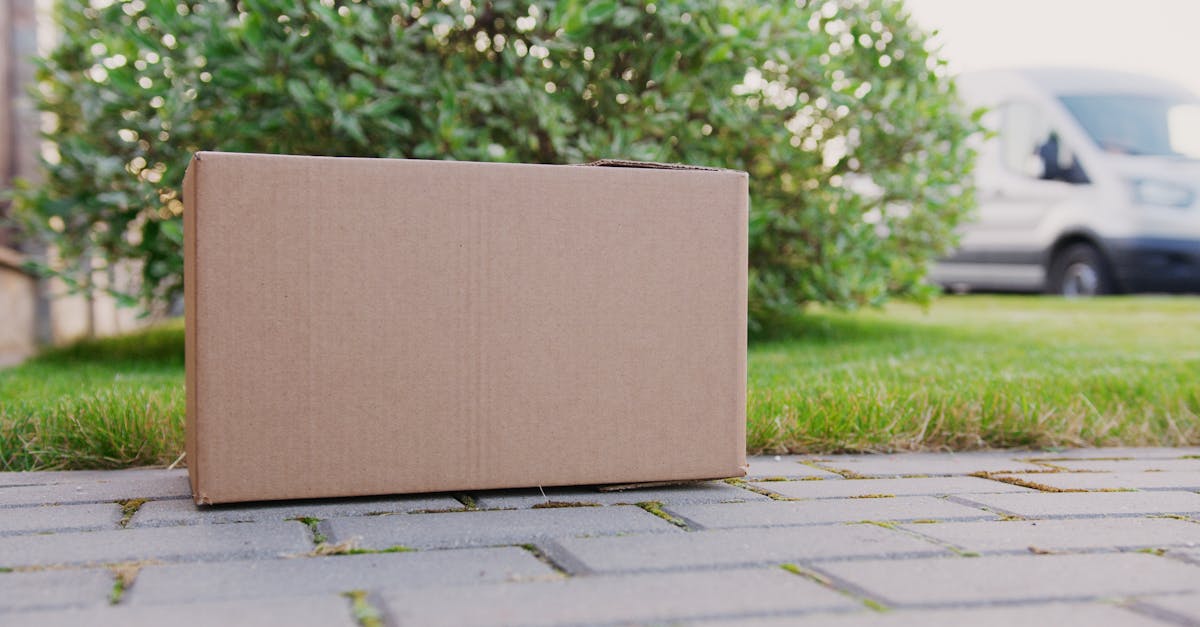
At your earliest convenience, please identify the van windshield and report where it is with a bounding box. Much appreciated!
[1060,94,1200,159]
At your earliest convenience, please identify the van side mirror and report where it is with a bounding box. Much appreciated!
[1060,154,1090,184]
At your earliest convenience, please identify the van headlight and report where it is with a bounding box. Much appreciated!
[1131,179,1195,208]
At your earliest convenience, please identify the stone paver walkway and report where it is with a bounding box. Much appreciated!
[2,448,1200,626]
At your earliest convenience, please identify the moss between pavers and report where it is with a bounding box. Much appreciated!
[723,478,800,501]
[634,502,688,529]
[531,501,601,509]
[108,579,125,605]
[107,561,149,605]
[286,515,415,556]
[298,539,417,558]
[779,563,889,612]
[343,590,384,627]
[970,471,1086,493]
[855,520,981,557]
[108,570,130,604]
[289,516,328,544]
[801,462,869,479]
[115,498,149,528]
[337,546,415,556]
[1149,514,1199,523]
[990,480,1136,493]
[779,562,828,583]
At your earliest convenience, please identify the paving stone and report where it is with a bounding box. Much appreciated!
[11,596,358,627]
[0,520,311,568]
[130,494,463,527]
[542,523,948,574]
[745,456,841,479]
[0,569,113,613]
[0,502,122,536]
[1140,594,1200,624]
[470,481,769,510]
[960,491,1200,518]
[753,476,1033,499]
[129,547,554,605]
[664,497,995,529]
[0,470,190,507]
[812,453,1045,477]
[817,553,1200,606]
[900,517,1200,554]
[323,505,678,550]
[1038,458,1200,473]
[6,456,1200,622]
[0,469,166,488]
[379,567,858,626]
[705,603,1165,626]
[1023,447,1200,460]
[994,471,1200,492]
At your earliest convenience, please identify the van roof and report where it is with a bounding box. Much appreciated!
[963,67,1194,100]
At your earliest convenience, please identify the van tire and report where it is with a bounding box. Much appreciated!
[1047,243,1115,296]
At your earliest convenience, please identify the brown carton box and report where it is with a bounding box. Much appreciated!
[184,152,747,504]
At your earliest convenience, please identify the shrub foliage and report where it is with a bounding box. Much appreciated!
[14,0,979,330]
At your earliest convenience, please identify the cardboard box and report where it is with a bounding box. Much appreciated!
[184,152,747,504]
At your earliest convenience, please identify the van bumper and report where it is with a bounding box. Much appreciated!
[1105,237,1200,293]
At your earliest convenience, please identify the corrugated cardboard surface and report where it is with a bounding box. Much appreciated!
[185,152,747,504]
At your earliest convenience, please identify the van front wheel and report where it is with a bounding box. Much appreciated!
[1048,244,1115,297]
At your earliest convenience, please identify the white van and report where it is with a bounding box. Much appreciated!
[931,68,1200,295]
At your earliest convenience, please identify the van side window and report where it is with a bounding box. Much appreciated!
[999,101,1089,184]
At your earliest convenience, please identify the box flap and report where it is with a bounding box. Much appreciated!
[582,158,731,172]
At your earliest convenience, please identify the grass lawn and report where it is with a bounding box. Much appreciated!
[749,296,1200,453]
[1,296,1198,470]
[0,323,184,471]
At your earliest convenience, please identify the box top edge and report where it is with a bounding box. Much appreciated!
[189,151,747,177]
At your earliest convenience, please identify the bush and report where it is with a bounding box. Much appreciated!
[13,0,979,331]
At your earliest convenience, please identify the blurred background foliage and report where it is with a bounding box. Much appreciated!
[12,0,981,333]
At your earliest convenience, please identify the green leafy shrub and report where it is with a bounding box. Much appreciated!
[13,0,979,331]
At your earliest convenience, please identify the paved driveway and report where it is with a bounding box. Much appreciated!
[2,448,1199,626]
